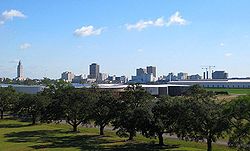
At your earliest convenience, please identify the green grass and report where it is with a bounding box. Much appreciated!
[0,119,236,151]
[206,88,250,95]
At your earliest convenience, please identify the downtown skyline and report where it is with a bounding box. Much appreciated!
[1,0,250,79]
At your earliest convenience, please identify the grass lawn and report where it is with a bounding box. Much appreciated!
[206,88,250,95]
[0,119,236,151]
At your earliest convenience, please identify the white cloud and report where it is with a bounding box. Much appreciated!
[20,43,31,49]
[225,53,232,57]
[126,20,153,31]
[126,17,166,31]
[2,9,26,20]
[166,11,188,26]
[74,25,103,37]
[154,17,165,27]
[0,9,26,25]
[126,12,188,31]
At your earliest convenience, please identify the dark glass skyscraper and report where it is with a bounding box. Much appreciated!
[89,63,100,79]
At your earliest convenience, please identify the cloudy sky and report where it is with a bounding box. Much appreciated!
[0,0,250,79]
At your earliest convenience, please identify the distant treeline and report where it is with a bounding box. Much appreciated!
[0,82,249,151]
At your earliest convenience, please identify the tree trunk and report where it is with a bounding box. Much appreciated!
[158,132,164,146]
[128,130,136,140]
[32,115,36,125]
[100,125,105,135]
[0,110,3,119]
[72,124,78,132]
[207,137,212,151]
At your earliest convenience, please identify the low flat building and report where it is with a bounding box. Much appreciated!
[73,83,190,96]
[169,79,250,89]
[0,84,45,94]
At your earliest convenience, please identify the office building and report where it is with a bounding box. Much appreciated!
[212,71,228,79]
[88,63,100,79]
[131,66,157,83]
[72,75,83,83]
[99,73,108,81]
[136,68,146,76]
[177,72,188,80]
[61,71,75,82]
[188,74,202,80]
[146,66,156,77]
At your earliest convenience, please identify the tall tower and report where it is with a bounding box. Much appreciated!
[88,63,100,79]
[17,61,25,80]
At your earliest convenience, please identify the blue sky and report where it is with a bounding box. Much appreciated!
[0,0,250,79]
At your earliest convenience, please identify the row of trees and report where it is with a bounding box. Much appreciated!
[0,83,249,151]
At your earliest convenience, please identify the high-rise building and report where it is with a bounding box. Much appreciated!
[212,71,228,79]
[177,72,188,80]
[88,63,100,79]
[146,66,156,77]
[166,73,177,81]
[61,71,75,82]
[136,68,146,76]
[16,61,25,80]
[131,66,157,83]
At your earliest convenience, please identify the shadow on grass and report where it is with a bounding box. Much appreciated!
[0,123,32,128]
[5,129,180,150]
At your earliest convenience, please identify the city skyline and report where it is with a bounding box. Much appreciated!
[1,0,250,79]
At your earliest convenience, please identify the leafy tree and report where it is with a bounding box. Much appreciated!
[63,88,96,132]
[140,96,184,146]
[179,85,230,151]
[113,84,153,140]
[40,81,72,123]
[44,84,96,132]
[0,87,18,119]
[15,93,50,125]
[91,90,119,135]
[226,95,250,151]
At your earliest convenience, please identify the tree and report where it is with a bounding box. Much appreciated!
[63,88,96,132]
[91,90,119,135]
[179,85,230,151]
[16,93,50,125]
[0,87,18,119]
[44,84,96,132]
[113,84,153,140]
[226,95,250,151]
[140,96,184,146]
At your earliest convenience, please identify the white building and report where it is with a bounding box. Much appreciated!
[169,79,250,89]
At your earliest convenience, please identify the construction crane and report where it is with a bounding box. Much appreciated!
[202,65,215,79]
